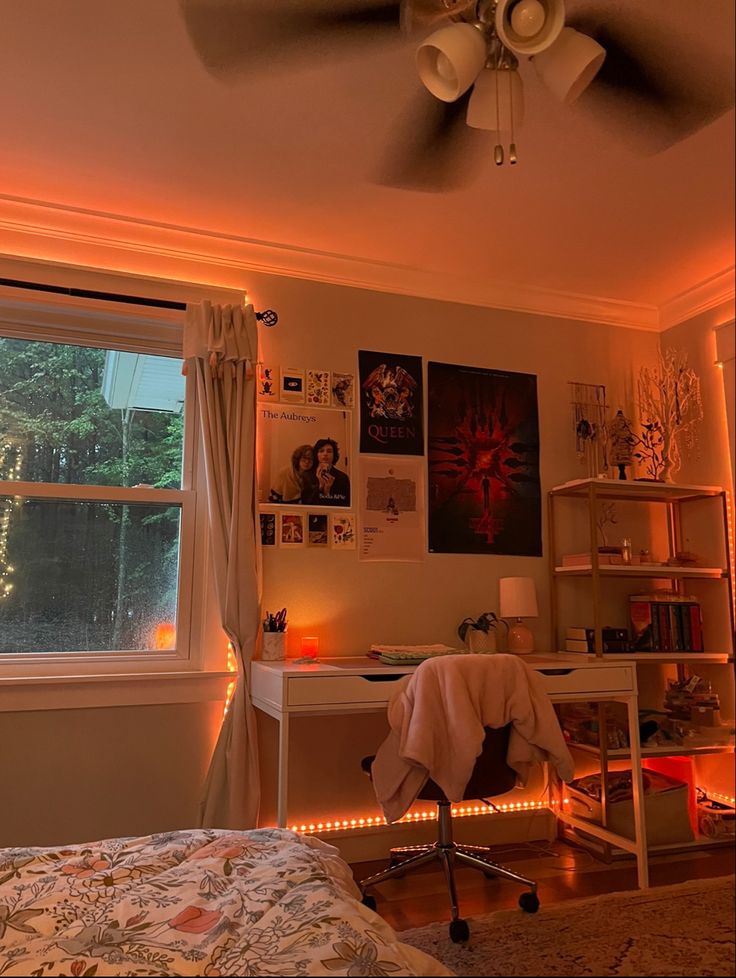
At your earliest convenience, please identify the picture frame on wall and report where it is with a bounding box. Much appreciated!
[330,513,356,549]
[307,513,329,546]
[257,364,279,401]
[279,513,305,547]
[280,367,306,403]
[306,369,331,406]
[258,403,352,508]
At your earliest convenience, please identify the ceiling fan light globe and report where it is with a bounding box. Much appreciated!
[466,67,525,132]
[495,0,564,56]
[534,27,606,104]
[416,23,487,102]
[510,0,546,38]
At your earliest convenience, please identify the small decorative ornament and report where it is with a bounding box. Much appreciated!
[608,409,636,479]
[634,349,702,482]
[569,381,608,477]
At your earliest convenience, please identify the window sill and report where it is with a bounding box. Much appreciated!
[0,670,235,712]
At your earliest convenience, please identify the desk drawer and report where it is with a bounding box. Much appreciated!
[537,666,632,696]
[287,674,405,707]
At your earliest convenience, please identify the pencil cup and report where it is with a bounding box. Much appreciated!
[262,630,286,661]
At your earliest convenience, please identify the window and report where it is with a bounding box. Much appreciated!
[0,332,196,662]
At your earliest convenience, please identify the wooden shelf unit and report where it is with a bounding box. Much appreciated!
[548,478,735,659]
[548,477,735,861]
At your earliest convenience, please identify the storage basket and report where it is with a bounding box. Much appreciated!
[566,769,695,846]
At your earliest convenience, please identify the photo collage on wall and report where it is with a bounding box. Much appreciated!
[258,352,541,558]
[257,363,356,550]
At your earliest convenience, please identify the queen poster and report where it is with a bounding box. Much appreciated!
[427,361,541,555]
[359,350,424,455]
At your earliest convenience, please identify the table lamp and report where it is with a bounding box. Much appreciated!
[499,576,538,653]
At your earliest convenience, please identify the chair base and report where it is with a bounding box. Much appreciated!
[359,804,539,942]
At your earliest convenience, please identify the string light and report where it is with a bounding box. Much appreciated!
[725,490,735,618]
[287,798,548,834]
[0,442,22,600]
[222,642,237,718]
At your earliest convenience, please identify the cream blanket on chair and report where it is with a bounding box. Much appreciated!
[371,654,575,823]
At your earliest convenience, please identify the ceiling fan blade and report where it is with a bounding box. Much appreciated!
[373,87,490,192]
[566,0,735,153]
[179,0,403,79]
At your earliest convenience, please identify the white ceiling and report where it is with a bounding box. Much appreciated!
[0,0,733,320]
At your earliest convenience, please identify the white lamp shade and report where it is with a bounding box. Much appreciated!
[416,22,487,102]
[467,67,524,131]
[499,576,538,619]
[534,27,606,103]
[495,0,564,56]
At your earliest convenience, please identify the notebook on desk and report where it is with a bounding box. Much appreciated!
[368,643,465,664]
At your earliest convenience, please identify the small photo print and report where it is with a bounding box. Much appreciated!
[332,372,355,409]
[330,513,356,549]
[281,367,305,403]
[307,369,331,406]
[257,364,278,400]
[280,512,305,546]
[308,513,329,546]
[259,512,276,546]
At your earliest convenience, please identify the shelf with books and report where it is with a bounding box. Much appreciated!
[548,478,734,659]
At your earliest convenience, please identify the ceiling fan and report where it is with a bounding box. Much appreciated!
[180,0,735,190]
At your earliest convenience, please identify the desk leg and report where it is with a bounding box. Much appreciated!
[627,694,649,889]
[277,712,290,829]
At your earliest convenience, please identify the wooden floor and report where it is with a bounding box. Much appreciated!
[351,839,736,932]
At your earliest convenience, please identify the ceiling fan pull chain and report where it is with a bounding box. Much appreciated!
[494,40,504,165]
[508,64,518,164]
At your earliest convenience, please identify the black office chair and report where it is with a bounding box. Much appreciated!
[359,724,540,943]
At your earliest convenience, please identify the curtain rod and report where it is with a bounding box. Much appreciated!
[0,277,278,326]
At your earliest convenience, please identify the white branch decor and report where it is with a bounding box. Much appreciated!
[635,349,703,482]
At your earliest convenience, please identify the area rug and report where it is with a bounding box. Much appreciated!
[397,876,735,977]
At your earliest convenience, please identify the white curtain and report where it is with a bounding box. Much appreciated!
[184,300,260,829]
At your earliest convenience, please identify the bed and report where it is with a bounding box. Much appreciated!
[0,828,450,976]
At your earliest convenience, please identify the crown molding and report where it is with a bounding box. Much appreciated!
[0,193,661,330]
[659,267,736,330]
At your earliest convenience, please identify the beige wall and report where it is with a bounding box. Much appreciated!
[1,702,222,846]
[661,300,735,494]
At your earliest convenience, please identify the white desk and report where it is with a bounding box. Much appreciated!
[250,653,649,888]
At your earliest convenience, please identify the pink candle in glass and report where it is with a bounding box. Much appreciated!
[301,636,319,656]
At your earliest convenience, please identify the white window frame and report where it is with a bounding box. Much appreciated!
[0,285,206,679]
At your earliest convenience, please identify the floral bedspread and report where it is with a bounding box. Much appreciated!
[0,828,451,976]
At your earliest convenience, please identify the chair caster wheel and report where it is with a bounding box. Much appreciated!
[449,918,470,943]
[361,894,377,911]
[519,891,540,914]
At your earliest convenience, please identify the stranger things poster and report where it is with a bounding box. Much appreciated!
[359,350,424,455]
[427,361,541,555]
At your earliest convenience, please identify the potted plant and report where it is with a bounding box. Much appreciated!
[457,612,504,653]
